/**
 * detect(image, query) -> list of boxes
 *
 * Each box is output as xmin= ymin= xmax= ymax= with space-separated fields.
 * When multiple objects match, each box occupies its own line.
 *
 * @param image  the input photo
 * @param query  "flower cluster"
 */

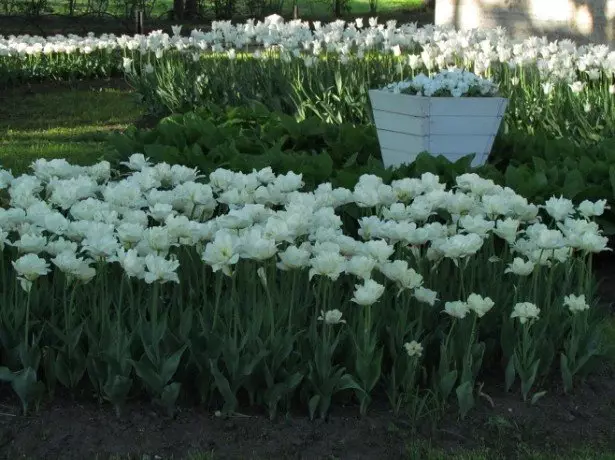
xmin=0 ymin=156 xmax=609 ymax=307
xmin=383 ymin=69 xmax=500 ymax=97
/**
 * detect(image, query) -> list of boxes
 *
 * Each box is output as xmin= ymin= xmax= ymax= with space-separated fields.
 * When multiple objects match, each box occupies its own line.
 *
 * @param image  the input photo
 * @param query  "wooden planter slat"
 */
xmin=369 ymin=90 xmax=508 ymax=169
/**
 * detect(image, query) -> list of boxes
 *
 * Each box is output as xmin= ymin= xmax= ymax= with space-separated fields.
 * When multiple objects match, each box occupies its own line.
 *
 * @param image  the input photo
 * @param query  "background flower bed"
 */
xmin=4 ymin=20 xmax=615 ymax=235
xmin=3 ymin=20 xmax=615 ymax=141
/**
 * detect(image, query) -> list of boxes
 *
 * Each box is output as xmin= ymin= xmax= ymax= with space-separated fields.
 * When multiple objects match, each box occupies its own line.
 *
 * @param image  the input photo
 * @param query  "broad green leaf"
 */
xmin=160 ymin=345 xmax=187 ymax=386
xmin=455 ymin=381 xmax=475 ymax=419
xmin=560 ymin=353 xmax=573 ymax=393
xmin=209 ymin=360 xmax=237 ymax=414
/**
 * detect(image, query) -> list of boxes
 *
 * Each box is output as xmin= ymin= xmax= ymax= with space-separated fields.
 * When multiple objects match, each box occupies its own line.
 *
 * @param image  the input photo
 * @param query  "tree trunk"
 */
xmin=334 ymin=0 xmax=341 ymax=17
xmin=173 ymin=0 xmax=184 ymax=20
xmin=184 ymin=0 xmax=197 ymax=18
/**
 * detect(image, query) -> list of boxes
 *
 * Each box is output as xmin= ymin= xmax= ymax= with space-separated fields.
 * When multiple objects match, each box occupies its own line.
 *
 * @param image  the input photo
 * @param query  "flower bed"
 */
xmin=0 ymin=156 xmax=610 ymax=419
xmin=1 ymin=19 xmax=615 ymax=142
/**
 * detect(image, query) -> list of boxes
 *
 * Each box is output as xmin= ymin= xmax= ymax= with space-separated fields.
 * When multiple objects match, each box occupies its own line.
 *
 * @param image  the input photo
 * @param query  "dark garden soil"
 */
xmin=1 ymin=364 xmax=615 ymax=459
xmin=1 ymin=259 xmax=615 ymax=459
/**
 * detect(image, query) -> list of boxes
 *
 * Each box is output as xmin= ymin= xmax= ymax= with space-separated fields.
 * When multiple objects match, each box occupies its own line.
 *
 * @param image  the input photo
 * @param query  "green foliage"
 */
xmin=0 ymin=51 xmax=121 ymax=89
xmin=490 ymin=132 xmax=615 ymax=234
xmin=107 ymin=102 xmax=615 ymax=235
xmin=108 ymin=101 xmax=382 ymax=188
xmin=127 ymin=52 xmax=401 ymax=125
xmin=128 ymin=50 xmax=615 ymax=145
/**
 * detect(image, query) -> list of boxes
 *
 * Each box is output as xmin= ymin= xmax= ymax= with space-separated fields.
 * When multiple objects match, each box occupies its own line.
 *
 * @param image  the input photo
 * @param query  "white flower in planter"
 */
xmin=382 ymin=69 xmax=500 ymax=98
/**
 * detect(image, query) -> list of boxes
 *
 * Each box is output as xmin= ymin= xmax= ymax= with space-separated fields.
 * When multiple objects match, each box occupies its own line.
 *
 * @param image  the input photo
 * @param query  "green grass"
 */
xmin=0 ymin=84 xmax=142 ymax=175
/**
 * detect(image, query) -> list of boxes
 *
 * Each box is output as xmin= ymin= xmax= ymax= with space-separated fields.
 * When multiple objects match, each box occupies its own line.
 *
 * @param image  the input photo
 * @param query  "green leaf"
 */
xmin=455 ymin=381 xmax=475 ymax=419
xmin=342 ymin=151 xmax=359 ymax=168
xmin=470 ymin=342 xmax=486 ymax=378
xmin=160 ymin=345 xmax=187 ymax=386
xmin=209 ymin=359 xmax=237 ymax=414
xmin=130 ymin=356 xmax=162 ymax=394
xmin=0 ymin=366 xmax=14 ymax=382
xmin=337 ymin=372 xmax=364 ymax=394
xmin=609 ymin=166 xmax=615 ymax=198
xmin=504 ymin=358 xmax=516 ymax=392
xmin=103 ymin=375 xmax=133 ymax=410
xmin=530 ymin=390 xmax=547 ymax=405
xmin=54 ymin=353 xmax=71 ymax=389
xmin=560 ymin=353 xmax=573 ymax=393
xmin=532 ymin=156 xmax=548 ymax=172
xmin=11 ymin=367 xmax=44 ymax=415
xmin=439 ymin=370 xmax=458 ymax=401
xmin=308 ymin=394 xmax=320 ymax=420
xmin=521 ymin=359 xmax=541 ymax=401
xmin=561 ymin=169 xmax=585 ymax=199
xmin=159 ymin=382 xmax=182 ymax=416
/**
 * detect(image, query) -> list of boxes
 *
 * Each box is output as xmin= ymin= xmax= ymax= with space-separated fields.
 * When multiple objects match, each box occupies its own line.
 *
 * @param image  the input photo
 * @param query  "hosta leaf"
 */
xmin=561 ymin=169 xmax=585 ymax=199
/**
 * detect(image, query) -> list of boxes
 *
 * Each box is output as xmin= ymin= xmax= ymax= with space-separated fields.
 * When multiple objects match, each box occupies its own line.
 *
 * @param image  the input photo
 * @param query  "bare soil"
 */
xmin=1 ymin=365 xmax=615 ymax=459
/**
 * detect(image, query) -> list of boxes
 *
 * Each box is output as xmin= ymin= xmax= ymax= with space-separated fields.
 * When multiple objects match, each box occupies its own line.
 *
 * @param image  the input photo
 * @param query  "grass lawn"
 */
xmin=0 ymin=80 xmax=142 ymax=175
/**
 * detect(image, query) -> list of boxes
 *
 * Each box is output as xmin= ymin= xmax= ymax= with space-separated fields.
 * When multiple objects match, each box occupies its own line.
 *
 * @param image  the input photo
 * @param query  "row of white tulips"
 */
xmin=0 ymin=155 xmax=610 ymax=417
xmin=1 ymin=18 xmax=614 ymax=83
xmin=0 ymin=154 xmax=609 ymax=296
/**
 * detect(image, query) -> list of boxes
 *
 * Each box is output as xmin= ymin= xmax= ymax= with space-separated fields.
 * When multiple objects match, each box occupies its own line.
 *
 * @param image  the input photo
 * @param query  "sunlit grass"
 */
xmin=0 ymin=85 xmax=142 ymax=174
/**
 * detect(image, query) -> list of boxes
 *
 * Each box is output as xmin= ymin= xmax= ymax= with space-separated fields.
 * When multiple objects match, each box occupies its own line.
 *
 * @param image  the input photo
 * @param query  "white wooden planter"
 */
xmin=369 ymin=90 xmax=508 ymax=168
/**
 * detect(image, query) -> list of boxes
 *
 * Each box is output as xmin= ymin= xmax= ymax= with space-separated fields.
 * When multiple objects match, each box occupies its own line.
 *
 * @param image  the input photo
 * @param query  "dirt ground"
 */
xmin=1 ymin=366 xmax=615 ymax=459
